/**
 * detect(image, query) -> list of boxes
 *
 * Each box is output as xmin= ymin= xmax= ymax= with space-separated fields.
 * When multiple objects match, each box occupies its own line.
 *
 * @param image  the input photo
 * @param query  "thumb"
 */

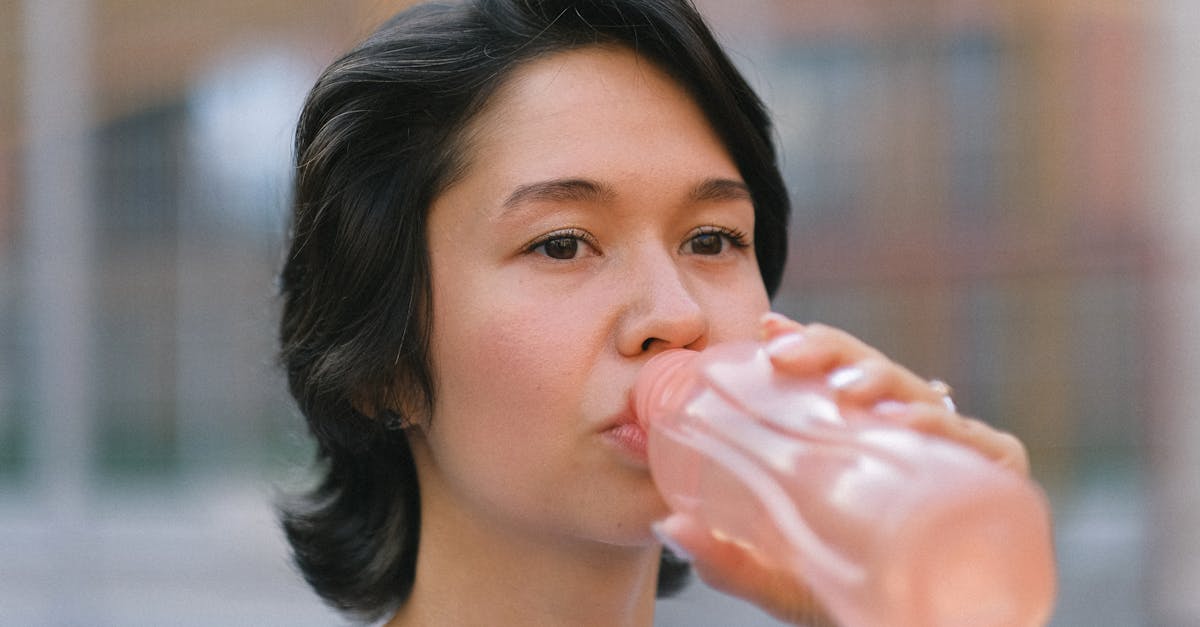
xmin=651 ymin=513 xmax=834 ymax=626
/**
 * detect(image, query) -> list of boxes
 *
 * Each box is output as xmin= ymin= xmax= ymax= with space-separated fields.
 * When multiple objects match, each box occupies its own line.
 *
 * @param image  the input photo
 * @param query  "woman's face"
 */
xmin=412 ymin=45 xmax=771 ymax=550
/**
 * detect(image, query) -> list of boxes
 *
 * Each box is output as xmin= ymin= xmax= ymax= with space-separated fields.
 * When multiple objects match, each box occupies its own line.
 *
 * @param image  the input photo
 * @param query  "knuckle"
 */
xmin=803 ymin=323 xmax=841 ymax=343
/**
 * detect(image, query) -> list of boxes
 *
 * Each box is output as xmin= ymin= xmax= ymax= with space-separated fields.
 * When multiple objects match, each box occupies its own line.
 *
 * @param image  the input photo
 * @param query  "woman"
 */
xmin=278 ymin=1 xmax=1029 ymax=624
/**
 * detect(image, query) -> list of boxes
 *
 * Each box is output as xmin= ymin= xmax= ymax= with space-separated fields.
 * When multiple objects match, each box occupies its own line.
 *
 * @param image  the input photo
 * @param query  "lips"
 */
xmin=604 ymin=420 xmax=647 ymax=454
xmin=600 ymin=393 xmax=649 ymax=463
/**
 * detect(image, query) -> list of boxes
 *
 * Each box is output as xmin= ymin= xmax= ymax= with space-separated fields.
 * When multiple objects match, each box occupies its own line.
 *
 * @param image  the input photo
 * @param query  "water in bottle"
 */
xmin=635 ymin=340 xmax=1057 ymax=627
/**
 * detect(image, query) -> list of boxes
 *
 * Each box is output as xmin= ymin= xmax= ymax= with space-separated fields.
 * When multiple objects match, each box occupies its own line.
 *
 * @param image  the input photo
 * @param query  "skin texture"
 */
xmin=387 ymin=45 xmax=1031 ymax=626
xmin=392 ymin=45 xmax=771 ymax=626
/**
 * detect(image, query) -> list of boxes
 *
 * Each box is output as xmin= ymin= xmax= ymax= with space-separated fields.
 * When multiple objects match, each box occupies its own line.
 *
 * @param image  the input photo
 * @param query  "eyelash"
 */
xmin=689 ymin=225 xmax=751 ymax=250
xmin=523 ymin=225 xmax=752 ymax=259
xmin=525 ymin=228 xmax=598 ymax=254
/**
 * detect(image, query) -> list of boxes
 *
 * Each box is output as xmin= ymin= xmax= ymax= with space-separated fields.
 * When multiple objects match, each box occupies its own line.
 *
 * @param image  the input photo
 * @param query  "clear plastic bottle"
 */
xmin=635 ymin=341 xmax=1057 ymax=627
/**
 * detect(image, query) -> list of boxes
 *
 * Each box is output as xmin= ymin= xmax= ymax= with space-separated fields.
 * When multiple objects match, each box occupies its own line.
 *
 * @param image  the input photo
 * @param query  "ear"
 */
xmin=353 ymin=369 xmax=431 ymax=432
xmin=353 ymin=400 xmax=423 ymax=432
xmin=377 ymin=408 xmax=412 ymax=431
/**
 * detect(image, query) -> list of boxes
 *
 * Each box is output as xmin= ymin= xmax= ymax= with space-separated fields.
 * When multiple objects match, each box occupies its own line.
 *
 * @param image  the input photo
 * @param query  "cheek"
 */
xmin=427 ymin=275 xmax=597 ymax=442
xmin=433 ymin=286 xmax=588 ymax=394
xmin=422 ymin=284 xmax=604 ymax=516
xmin=702 ymin=273 xmax=772 ymax=343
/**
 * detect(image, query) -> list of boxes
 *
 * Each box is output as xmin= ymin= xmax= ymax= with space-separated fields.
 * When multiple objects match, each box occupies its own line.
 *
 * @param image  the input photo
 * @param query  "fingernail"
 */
xmin=872 ymin=400 xmax=909 ymax=416
xmin=764 ymin=332 xmax=805 ymax=358
xmin=760 ymin=311 xmax=789 ymax=325
xmin=828 ymin=366 xmax=865 ymax=390
xmin=759 ymin=313 xmax=805 ymax=340
xmin=759 ymin=312 xmax=784 ymax=339
xmin=651 ymin=519 xmax=693 ymax=563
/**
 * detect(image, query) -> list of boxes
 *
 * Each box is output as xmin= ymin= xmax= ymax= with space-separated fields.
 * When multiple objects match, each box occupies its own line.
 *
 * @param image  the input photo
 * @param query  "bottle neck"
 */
xmin=633 ymin=349 xmax=699 ymax=430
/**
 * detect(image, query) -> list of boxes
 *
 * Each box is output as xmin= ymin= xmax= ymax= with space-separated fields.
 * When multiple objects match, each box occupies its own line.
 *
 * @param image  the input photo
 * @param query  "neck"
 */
xmin=386 ymin=503 xmax=662 ymax=627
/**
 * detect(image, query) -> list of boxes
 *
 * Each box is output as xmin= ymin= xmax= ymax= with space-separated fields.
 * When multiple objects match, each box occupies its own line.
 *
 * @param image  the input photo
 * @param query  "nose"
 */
xmin=617 ymin=255 xmax=708 ymax=357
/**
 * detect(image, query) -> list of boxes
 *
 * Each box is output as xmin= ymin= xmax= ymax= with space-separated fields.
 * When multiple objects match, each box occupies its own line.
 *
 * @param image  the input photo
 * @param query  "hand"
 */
xmin=654 ymin=512 xmax=837 ymax=626
xmin=652 ymin=313 xmax=1033 ymax=625
xmin=758 ymin=313 xmax=1029 ymax=475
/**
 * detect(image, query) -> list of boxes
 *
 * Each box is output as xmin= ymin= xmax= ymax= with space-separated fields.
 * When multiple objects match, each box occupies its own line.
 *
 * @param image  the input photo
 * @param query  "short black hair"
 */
xmin=278 ymin=0 xmax=790 ymax=621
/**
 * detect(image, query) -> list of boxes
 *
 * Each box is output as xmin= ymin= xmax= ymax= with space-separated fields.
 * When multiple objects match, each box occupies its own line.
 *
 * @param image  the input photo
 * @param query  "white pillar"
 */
xmin=22 ymin=0 xmax=96 ymax=621
xmin=1149 ymin=1 xmax=1200 ymax=624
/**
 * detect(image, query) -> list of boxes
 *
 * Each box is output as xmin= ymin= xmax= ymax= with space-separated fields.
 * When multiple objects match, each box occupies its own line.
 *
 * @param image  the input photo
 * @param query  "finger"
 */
xmin=759 ymin=312 xmax=805 ymax=341
xmin=876 ymin=402 xmax=1031 ymax=476
xmin=765 ymin=323 xmax=881 ymax=377
xmin=652 ymin=514 xmax=834 ymax=626
xmin=827 ymin=357 xmax=947 ymax=408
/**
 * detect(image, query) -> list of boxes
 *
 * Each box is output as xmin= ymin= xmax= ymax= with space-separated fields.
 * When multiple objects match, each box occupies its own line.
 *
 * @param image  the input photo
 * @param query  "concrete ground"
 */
xmin=0 ymin=478 xmax=1141 ymax=626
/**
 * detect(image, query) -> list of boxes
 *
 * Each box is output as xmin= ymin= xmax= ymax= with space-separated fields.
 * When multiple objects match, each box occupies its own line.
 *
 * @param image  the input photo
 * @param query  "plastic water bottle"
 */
xmin=635 ymin=341 xmax=1056 ymax=627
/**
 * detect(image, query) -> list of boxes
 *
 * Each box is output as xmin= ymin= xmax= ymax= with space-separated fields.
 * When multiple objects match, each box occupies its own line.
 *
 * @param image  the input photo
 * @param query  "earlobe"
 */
xmin=346 ymin=355 xmax=436 ymax=432
xmin=350 ymin=381 xmax=428 ymax=432
xmin=378 ymin=408 xmax=413 ymax=431
xmin=376 ymin=385 xmax=432 ymax=431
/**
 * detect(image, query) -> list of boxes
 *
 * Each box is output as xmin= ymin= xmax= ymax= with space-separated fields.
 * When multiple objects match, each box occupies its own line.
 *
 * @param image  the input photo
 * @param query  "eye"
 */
xmin=689 ymin=232 xmax=724 ymax=255
xmin=526 ymin=228 xmax=598 ymax=260
xmin=684 ymin=226 xmax=750 ymax=256
xmin=541 ymin=236 xmax=579 ymax=260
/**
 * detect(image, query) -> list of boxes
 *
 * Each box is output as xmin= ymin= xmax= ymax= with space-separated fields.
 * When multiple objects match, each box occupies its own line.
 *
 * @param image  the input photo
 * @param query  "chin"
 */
xmin=608 ymin=495 xmax=672 ymax=546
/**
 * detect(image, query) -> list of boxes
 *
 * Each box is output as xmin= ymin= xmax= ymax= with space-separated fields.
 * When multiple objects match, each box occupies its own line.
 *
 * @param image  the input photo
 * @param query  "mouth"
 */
xmin=599 ymin=393 xmax=649 ymax=464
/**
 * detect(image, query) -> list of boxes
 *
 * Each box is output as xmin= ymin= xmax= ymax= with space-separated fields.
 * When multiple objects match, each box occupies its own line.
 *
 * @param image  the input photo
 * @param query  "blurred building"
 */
xmin=695 ymin=3 xmax=1157 ymax=625
xmin=0 ymin=1 xmax=1191 ymax=626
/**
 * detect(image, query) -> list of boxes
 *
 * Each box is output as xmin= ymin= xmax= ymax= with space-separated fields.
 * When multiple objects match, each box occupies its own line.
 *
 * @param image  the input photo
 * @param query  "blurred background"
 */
xmin=0 ymin=0 xmax=1194 ymax=625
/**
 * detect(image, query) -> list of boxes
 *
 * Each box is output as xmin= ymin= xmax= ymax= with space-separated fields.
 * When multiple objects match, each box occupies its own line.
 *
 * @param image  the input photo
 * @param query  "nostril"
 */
xmin=641 ymin=337 xmax=656 ymax=352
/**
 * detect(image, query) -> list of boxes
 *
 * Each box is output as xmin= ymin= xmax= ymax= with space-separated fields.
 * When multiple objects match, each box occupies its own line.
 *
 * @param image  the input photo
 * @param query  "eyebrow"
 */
xmin=497 ymin=176 xmax=752 ymax=215
xmin=689 ymin=178 xmax=752 ymax=204
xmin=501 ymin=178 xmax=616 ymax=212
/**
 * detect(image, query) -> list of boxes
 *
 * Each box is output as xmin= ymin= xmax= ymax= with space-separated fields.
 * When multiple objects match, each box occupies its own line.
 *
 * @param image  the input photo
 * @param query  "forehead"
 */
xmin=486 ymin=44 xmax=687 ymax=114
xmin=451 ymin=45 xmax=734 ymax=190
